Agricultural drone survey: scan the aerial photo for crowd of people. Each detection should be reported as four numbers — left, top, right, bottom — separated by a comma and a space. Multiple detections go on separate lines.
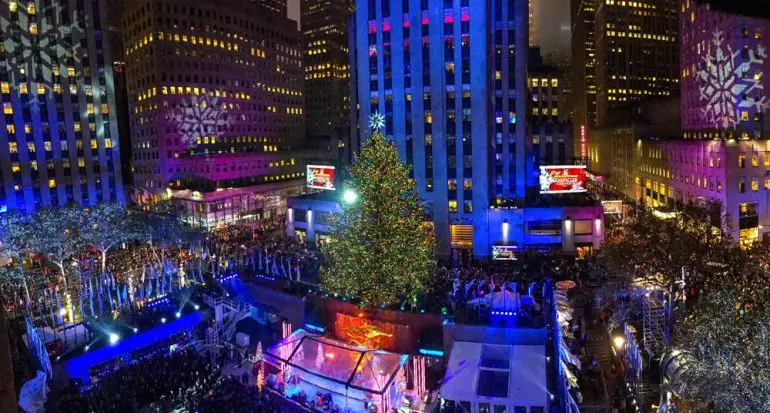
50, 349, 218, 413
196, 376, 285, 413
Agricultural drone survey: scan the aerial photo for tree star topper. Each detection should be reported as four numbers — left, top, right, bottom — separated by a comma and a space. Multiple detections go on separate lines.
368, 112, 385, 132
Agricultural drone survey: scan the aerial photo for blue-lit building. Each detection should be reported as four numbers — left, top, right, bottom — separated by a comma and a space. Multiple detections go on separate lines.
347, 0, 604, 259
0, 0, 125, 212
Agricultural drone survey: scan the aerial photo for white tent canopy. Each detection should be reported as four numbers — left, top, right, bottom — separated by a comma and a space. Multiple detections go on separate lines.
440, 341, 548, 412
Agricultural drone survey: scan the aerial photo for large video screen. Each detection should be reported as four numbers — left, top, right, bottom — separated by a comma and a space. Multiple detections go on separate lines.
307, 165, 336, 190
539, 165, 587, 194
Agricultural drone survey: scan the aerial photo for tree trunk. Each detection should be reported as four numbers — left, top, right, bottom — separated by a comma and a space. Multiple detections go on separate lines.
101, 249, 108, 276
19, 261, 30, 312
57, 262, 68, 291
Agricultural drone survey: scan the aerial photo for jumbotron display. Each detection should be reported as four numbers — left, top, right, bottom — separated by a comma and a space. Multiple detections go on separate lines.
538, 166, 588, 194
307, 165, 336, 190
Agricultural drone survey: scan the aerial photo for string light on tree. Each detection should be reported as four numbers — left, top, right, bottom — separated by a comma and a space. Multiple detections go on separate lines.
320, 120, 435, 308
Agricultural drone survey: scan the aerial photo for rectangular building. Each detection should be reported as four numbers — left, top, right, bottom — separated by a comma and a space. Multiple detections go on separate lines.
121, 0, 305, 226
680, 0, 770, 138
351, 0, 528, 258
594, 0, 680, 126
302, 0, 354, 139
0, 0, 125, 212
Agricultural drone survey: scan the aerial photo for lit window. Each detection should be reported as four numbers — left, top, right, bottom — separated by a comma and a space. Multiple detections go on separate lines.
29, 23, 37, 35
0, 82, 8, 93
48, 179, 56, 188
752, 179, 759, 191
738, 155, 746, 168
9, 142, 17, 153
9, 1, 17, 12
448, 200, 457, 213
27, 3, 35, 14
3, 102, 11, 114
752, 155, 758, 166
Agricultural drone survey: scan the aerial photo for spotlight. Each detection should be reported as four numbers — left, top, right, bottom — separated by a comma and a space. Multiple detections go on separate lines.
133, 328, 138, 333
109, 333, 119, 345
84, 345, 90, 351
175, 311, 181, 318
194, 304, 200, 310
161, 317, 167, 323
59, 308, 68, 316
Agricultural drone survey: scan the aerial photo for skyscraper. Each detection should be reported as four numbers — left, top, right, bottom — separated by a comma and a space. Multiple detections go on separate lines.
0, 0, 125, 212
570, 0, 597, 155
594, 0, 680, 126
121, 0, 306, 226
351, 0, 528, 257
302, 0, 354, 139
255, 0, 286, 16
680, 0, 770, 138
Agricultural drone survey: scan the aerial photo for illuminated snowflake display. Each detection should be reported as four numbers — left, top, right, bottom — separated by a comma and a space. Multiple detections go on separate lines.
174, 94, 232, 145
697, 30, 768, 130
1, 1, 82, 88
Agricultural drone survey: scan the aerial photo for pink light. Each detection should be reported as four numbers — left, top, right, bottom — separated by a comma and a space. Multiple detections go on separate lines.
461, 11, 469, 22
383, 23, 391, 32
403, 19, 409, 28
421, 17, 429, 25
444, 16, 454, 24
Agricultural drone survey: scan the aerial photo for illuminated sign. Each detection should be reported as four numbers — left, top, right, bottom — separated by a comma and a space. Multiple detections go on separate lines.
306, 165, 336, 190
492, 245, 518, 261
602, 200, 623, 215
580, 125, 587, 158
539, 165, 587, 194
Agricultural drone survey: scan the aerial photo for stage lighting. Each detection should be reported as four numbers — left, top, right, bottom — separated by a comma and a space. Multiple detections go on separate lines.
161, 317, 167, 323
59, 308, 67, 316
109, 333, 119, 345
194, 304, 200, 310
175, 311, 181, 318
133, 328, 138, 333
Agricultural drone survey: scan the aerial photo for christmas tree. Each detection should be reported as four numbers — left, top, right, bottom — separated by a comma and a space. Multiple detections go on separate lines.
320, 118, 435, 308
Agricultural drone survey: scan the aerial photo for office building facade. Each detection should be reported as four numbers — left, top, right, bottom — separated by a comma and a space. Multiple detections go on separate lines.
680, 0, 770, 139
121, 0, 305, 226
302, 0, 354, 139
570, 0, 597, 156
594, 0, 680, 126
351, 0, 528, 258
255, 0, 286, 17
0, 0, 125, 213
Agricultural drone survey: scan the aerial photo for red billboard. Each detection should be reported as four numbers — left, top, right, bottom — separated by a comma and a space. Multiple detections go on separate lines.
307, 165, 336, 190
539, 165, 588, 194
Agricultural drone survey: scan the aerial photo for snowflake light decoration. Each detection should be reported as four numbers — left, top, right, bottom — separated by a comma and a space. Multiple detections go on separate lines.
697, 30, 768, 129
174, 94, 231, 146
368, 112, 385, 132
1, 1, 82, 88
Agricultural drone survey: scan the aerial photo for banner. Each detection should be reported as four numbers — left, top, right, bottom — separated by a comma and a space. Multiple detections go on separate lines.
492, 245, 518, 261
539, 166, 587, 194
306, 165, 336, 190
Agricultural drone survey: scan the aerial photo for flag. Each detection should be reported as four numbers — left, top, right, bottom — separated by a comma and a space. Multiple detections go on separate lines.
139, 278, 145, 302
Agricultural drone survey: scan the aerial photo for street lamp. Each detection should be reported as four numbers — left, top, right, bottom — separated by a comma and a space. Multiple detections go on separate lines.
343, 189, 358, 204
613, 335, 626, 350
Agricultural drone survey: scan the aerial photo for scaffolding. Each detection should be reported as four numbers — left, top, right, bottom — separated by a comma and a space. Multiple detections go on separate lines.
641, 288, 670, 358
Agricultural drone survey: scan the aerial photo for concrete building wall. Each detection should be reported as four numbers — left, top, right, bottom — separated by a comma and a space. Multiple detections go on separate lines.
0, 0, 125, 212
680, 0, 770, 137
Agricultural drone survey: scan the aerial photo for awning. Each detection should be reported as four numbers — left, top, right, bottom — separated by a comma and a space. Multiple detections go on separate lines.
440, 341, 548, 406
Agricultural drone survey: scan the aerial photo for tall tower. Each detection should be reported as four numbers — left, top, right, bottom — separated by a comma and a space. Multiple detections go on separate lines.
121, 0, 306, 226
302, 0, 354, 139
0, 0, 125, 212
351, 0, 528, 257
570, 0, 598, 156
594, 0, 680, 126
255, 0, 287, 16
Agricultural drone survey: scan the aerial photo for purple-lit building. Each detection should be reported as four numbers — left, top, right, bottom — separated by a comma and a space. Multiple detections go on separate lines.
121, 0, 306, 226
0, 0, 125, 212
681, 0, 770, 138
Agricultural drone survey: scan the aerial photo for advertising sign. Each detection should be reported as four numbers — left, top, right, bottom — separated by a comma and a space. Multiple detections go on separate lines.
306, 165, 336, 190
602, 200, 624, 215
539, 165, 587, 194
492, 245, 518, 261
